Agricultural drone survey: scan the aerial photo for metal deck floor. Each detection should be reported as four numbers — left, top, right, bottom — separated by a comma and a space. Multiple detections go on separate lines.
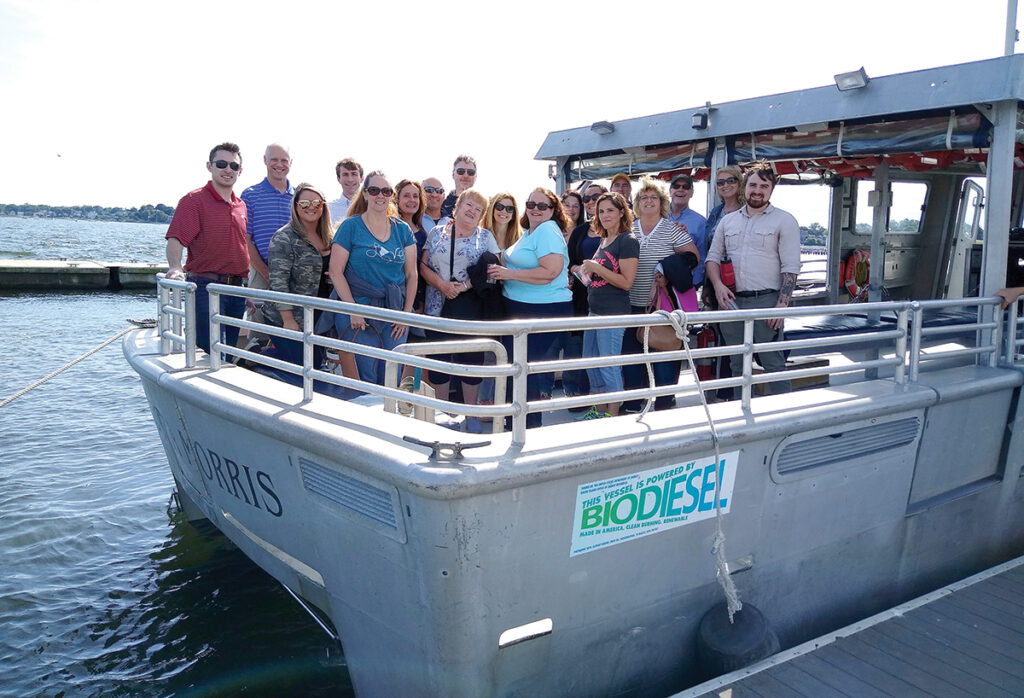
678, 555, 1024, 698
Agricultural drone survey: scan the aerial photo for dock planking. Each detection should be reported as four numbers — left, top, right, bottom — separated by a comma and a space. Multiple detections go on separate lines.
0, 260, 167, 290
679, 556, 1024, 698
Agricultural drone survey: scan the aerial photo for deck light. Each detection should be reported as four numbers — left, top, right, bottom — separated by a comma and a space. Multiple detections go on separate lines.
834, 67, 870, 91
692, 112, 708, 129
591, 120, 615, 136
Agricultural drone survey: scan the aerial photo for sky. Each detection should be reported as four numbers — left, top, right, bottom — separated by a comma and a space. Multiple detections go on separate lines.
0, 0, 1019, 221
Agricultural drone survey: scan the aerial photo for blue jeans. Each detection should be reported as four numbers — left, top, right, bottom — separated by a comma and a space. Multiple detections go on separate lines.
503, 299, 572, 428
334, 313, 405, 385
191, 277, 245, 356
583, 318, 624, 395
622, 304, 681, 411
546, 331, 589, 397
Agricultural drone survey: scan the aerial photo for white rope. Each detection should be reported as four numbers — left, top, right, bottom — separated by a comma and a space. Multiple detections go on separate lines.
0, 318, 156, 408
639, 309, 743, 621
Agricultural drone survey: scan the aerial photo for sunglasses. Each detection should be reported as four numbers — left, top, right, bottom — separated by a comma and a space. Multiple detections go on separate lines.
423, 186, 445, 194
364, 186, 393, 197
455, 168, 476, 176
671, 181, 693, 190
582, 193, 603, 203
525, 201, 553, 211
297, 199, 323, 210
716, 177, 739, 186
493, 202, 515, 213
211, 160, 240, 171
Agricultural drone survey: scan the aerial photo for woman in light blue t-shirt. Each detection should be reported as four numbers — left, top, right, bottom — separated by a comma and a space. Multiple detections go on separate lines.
328, 171, 418, 385
487, 188, 572, 428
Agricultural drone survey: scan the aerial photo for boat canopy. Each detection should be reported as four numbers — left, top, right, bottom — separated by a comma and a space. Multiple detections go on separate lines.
535, 55, 1024, 183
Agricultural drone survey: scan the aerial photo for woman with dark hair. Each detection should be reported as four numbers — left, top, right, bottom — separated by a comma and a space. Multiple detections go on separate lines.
621, 176, 700, 412
263, 183, 334, 368
395, 179, 430, 337
487, 188, 572, 428
579, 192, 639, 419
328, 171, 418, 385
560, 190, 584, 239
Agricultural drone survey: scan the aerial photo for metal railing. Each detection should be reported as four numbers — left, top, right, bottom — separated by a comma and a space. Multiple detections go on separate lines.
152, 275, 1018, 444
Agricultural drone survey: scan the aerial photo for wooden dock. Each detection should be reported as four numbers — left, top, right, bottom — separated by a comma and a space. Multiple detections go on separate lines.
0, 260, 167, 290
677, 555, 1024, 697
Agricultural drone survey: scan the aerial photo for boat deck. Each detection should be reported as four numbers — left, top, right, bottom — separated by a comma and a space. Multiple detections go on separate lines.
678, 555, 1024, 698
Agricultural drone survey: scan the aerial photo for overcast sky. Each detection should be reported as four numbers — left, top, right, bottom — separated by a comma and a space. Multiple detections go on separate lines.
0, 0, 1018, 221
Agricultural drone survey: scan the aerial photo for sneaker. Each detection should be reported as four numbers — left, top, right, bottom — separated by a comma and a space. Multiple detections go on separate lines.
577, 407, 610, 421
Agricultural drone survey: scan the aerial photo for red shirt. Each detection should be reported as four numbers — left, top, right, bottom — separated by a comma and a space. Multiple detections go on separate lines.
166, 181, 249, 276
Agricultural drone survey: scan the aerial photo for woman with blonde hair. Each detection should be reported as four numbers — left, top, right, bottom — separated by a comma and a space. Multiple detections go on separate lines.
328, 171, 418, 385
263, 183, 335, 368
621, 176, 700, 412
483, 192, 522, 251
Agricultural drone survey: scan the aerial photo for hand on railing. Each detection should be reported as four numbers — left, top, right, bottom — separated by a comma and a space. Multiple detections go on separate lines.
995, 286, 1024, 309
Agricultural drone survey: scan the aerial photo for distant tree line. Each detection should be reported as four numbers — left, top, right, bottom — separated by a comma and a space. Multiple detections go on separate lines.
800, 222, 827, 246
0, 202, 175, 224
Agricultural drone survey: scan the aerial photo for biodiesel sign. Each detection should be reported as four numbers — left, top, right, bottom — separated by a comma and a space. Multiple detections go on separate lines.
569, 451, 739, 557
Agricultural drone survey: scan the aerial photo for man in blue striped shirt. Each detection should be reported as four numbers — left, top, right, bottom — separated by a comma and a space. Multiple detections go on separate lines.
240, 144, 294, 337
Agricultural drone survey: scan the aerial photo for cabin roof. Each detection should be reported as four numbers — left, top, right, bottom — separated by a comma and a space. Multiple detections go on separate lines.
535, 54, 1024, 162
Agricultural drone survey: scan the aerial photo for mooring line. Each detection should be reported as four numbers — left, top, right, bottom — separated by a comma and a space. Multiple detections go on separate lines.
0, 318, 156, 408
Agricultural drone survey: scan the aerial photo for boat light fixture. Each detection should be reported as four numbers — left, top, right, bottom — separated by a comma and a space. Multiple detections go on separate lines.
591, 120, 615, 136
692, 112, 708, 129
834, 67, 871, 91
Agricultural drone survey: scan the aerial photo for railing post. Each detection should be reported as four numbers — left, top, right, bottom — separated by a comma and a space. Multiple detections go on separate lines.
303, 305, 315, 401
989, 301, 1002, 368
909, 302, 922, 382
208, 287, 221, 370
512, 332, 529, 443
894, 306, 909, 384
184, 285, 196, 368
741, 318, 753, 408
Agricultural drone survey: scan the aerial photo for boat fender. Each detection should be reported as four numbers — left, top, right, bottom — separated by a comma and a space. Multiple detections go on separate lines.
696, 602, 780, 679
843, 249, 870, 299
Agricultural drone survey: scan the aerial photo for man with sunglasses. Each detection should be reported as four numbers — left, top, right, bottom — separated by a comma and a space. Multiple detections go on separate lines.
328, 158, 363, 223
440, 155, 477, 219
421, 177, 445, 230
668, 174, 708, 287
165, 142, 249, 355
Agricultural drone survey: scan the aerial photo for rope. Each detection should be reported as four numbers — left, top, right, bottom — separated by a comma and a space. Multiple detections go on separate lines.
0, 318, 156, 408
639, 309, 743, 622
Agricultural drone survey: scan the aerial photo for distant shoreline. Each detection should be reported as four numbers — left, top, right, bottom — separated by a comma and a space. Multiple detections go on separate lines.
1, 203, 173, 225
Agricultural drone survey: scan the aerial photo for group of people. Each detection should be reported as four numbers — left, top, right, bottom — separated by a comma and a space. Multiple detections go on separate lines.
164, 142, 811, 430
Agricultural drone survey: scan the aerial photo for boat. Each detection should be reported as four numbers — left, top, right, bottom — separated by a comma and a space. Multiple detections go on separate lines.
124, 53, 1024, 696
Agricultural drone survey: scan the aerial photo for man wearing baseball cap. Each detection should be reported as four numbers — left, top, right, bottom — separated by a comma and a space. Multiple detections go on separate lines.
668, 173, 708, 287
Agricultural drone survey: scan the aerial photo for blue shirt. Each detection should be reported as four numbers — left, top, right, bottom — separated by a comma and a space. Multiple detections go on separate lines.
502, 220, 571, 304
241, 178, 295, 261
670, 207, 708, 285
333, 216, 415, 303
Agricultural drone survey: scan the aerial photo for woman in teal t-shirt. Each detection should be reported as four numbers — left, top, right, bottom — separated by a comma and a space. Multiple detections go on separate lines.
328, 171, 418, 385
487, 188, 572, 428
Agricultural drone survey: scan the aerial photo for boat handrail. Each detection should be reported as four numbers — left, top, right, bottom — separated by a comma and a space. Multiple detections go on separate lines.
152, 275, 1016, 443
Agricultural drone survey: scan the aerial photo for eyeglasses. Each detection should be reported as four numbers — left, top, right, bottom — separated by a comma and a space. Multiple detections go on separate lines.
297, 199, 323, 210
423, 186, 445, 194
455, 168, 476, 176
671, 181, 693, 190
525, 201, 553, 211
582, 193, 603, 203
639, 194, 660, 202
364, 186, 393, 197
212, 160, 240, 171
716, 177, 739, 186
493, 203, 515, 213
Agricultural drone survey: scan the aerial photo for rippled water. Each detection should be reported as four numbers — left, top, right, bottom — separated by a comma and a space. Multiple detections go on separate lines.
1, 222, 353, 696
0, 217, 168, 262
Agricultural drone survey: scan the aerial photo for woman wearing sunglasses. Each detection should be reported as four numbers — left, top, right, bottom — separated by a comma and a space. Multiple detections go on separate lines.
621, 176, 700, 412
483, 193, 522, 251
262, 183, 335, 368
487, 188, 572, 428
705, 165, 745, 247
328, 171, 418, 385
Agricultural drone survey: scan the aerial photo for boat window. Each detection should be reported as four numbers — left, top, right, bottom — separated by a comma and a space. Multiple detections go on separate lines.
770, 182, 832, 296
854, 180, 928, 235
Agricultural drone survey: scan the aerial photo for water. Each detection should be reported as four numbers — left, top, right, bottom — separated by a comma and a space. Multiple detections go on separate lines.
0, 218, 352, 696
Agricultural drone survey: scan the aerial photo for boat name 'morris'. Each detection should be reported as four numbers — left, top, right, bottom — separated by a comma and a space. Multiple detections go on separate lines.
177, 431, 283, 517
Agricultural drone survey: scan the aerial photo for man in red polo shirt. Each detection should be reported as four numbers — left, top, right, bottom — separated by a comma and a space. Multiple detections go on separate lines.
166, 142, 250, 354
